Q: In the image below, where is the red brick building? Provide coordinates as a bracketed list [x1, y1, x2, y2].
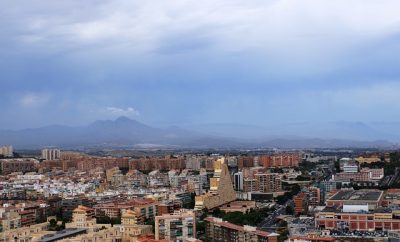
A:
[238, 156, 254, 169]
[294, 192, 308, 215]
[0, 159, 38, 174]
[38, 156, 130, 172]
[259, 154, 300, 168]
[157, 201, 183, 215]
[76, 157, 129, 171]
[129, 156, 185, 171]
[316, 207, 400, 231]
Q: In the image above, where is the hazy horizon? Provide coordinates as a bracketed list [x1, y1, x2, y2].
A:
[2, 1, 400, 134]
[2, 116, 400, 146]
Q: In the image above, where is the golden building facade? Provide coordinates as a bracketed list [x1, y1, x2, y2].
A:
[195, 158, 236, 210]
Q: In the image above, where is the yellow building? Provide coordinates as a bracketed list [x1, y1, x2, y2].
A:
[121, 210, 139, 226]
[68, 205, 96, 229]
[0, 222, 49, 241]
[58, 227, 123, 242]
[0, 210, 21, 231]
[355, 157, 382, 164]
[195, 158, 236, 210]
[65, 206, 153, 242]
[210, 158, 224, 191]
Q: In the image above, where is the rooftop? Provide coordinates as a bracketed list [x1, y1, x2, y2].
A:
[321, 206, 392, 214]
[384, 189, 400, 200]
[329, 190, 383, 202]
[39, 228, 87, 242]
[204, 217, 277, 237]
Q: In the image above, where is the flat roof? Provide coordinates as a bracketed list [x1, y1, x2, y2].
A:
[39, 228, 87, 242]
[329, 190, 383, 202]
[321, 207, 393, 214]
[204, 217, 275, 237]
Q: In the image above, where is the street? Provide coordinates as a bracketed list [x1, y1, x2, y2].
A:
[258, 199, 294, 231]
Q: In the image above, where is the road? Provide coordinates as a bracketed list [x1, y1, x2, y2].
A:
[258, 199, 293, 231]
[387, 167, 400, 187]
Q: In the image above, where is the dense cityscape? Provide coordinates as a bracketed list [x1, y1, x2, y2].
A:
[2, 1, 400, 241]
[1, 144, 400, 241]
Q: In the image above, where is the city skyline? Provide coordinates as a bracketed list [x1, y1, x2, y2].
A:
[3, 2, 400, 241]
[2, 0, 400, 131]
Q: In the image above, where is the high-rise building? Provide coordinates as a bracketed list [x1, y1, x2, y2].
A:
[0, 145, 13, 157]
[185, 156, 201, 170]
[238, 156, 254, 169]
[308, 187, 321, 206]
[294, 192, 308, 215]
[255, 173, 282, 193]
[260, 153, 300, 168]
[0, 159, 38, 175]
[320, 180, 338, 203]
[243, 178, 257, 192]
[227, 156, 238, 167]
[41, 149, 61, 160]
[321, 180, 337, 193]
[234, 172, 244, 191]
[155, 209, 196, 242]
[253, 156, 260, 167]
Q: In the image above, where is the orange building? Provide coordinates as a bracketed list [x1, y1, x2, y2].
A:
[238, 156, 254, 169]
[294, 192, 308, 215]
[157, 201, 183, 215]
[260, 154, 300, 168]
[129, 156, 185, 171]
[316, 207, 400, 231]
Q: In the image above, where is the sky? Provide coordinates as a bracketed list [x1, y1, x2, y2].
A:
[2, 0, 400, 130]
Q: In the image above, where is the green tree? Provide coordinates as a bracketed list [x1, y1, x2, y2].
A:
[220, 210, 263, 226]
[145, 219, 155, 233]
[196, 221, 206, 235]
[285, 205, 294, 215]
[96, 216, 111, 224]
[211, 208, 225, 218]
[111, 217, 121, 225]
[334, 160, 340, 173]
[277, 227, 289, 242]
[48, 219, 58, 231]
[60, 221, 66, 230]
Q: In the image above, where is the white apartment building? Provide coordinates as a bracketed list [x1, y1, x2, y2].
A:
[0, 145, 13, 157]
[41, 149, 61, 160]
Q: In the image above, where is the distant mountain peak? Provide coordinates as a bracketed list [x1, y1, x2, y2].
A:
[88, 116, 149, 131]
[115, 116, 133, 122]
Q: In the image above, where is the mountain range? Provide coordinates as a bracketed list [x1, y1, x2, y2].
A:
[0, 117, 397, 149]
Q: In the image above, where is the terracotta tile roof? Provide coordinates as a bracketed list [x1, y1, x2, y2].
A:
[204, 217, 273, 237]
